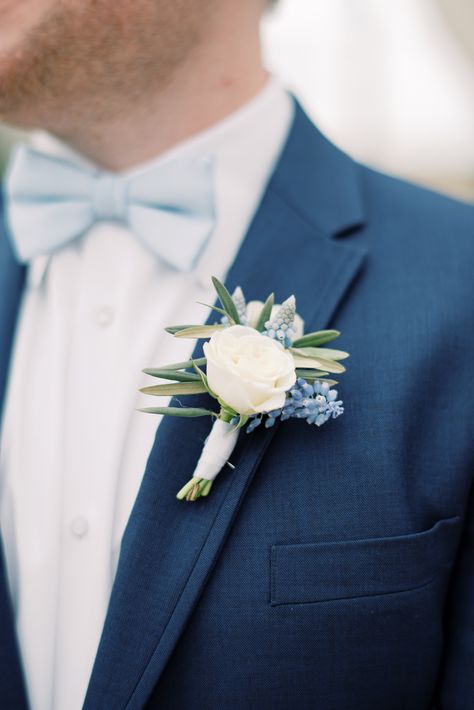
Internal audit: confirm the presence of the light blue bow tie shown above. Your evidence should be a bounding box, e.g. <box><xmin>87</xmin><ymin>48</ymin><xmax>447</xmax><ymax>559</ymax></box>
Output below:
<box><xmin>5</xmin><ymin>144</ymin><xmax>215</xmax><ymax>272</ymax></box>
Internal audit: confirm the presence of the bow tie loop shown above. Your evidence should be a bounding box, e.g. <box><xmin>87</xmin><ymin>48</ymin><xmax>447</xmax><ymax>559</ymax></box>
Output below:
<box><xmin>92</xmin><ymin>174</ymin><xmax>129</xmax><ymax>222</ymax></box>
<box><xmin>5</xmin><ymin>145</ymin><xmax>216</xmax><ymax>272</ymax></box>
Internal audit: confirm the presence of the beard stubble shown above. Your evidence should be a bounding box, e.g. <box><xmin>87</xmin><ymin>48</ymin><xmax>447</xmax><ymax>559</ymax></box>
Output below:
<box><xmin>0</xmin><ymin>0</ymin><xmax>209</xmax><ymax>131</ymax></box>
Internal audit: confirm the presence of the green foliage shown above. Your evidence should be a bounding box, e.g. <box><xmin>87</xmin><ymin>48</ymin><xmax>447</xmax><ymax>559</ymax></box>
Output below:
<box><xmin>196</xmin><ymin>302</ymin><xmax>229</xmax><ymax>319</ymax></box>
<box><xmin>173</xmin><ymin>325</ymin><xmax>225</xmax><ymax>339</ymax></box>
<box><xmin>144</xmin><ymin>357</ymin><xmax>206</xmax><ymax>373</ymax></box>
<box><xmin>212</xmin><ymin>276</ymin><xmax>241</xmax><ymax>325</ymax></box>
<box><xmin>295</xmin><ymin>368</ymin><xmax>329</xmax><ymax>379</ymax></box>
<box><xmin>255</xmin><ymin>292</ymin><xmax>275</xmax><ymax>332</ymax></box>
<box><xmin>139</xmin><ymin>406</ymin><xmax>216</xmax><ymax>417</ymax></box>
<box><xmin>294</xmin><ymin>346</ymin><xmax>349</xmax><ymax>361</ymax></box>
<box><xmin>140</xmin><ymin>381</ymin><xmax>208</xmax><ymax>397</ymax></box>
<box><xmin>141</xmin><ymin>369</ymin><xmax>200</xmax><ymax>382</ymax></box>
<box><xmin>176</xmin><ymin>476</ymin><xmax>214</xmax><ymax>501</ymax></box>
<box><xmin>291</xmin><ymin>349</ymin><xmax>346</xmax><ymax>373</ymax></box>
<box><xmin>295</xmin><ymin>369</ymin><xmax>338</xmax><ymax>387</ymax></box>
<box><xmin>165</xmin><ymin>325</ymin><xmax>196</xmax><ymax>335</ymax></box>
<box><xmin>235</xmin><ymin>414</ymin><xmax>249</xmax><ymax>430</ymax></box>
<box><xmin>292</xmin><ymin>330</ymin><xmax>340</xmax><ymax>348</ymax></box>
<box><xmin>192</xmin><ymin>360</ymin><xmax>215</xmax><ymax>397</ymax></box>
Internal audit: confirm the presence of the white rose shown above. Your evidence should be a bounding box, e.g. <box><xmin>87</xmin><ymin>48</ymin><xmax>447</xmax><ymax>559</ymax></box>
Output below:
<box><xmin>246</xmin><ymin>300</ymin><xmax>305</xmax><ymax>339</ymax></box>
<box><xmin>204</xmin><ymin>325</ymin><xmax>296</xmax><ymax>415</ymax></box>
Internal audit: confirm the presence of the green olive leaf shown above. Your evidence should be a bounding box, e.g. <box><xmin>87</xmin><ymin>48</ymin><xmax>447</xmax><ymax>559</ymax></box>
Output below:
<box><xmin>141</xmin><ymin>369</ymin><xmax>200</xmax><ymax>382</ymax></box>
<box><xmin>139</xmin><ymin>406</ymin><xmax>217</xmax><ymax>417</ymax></box>
<box><xmin>173</xmin><ymin>325</ymin><xmax>226</xmax><ymax>339</ymax></box>
<box><xmin>140</xmin><ymin>381</ymin><xmax>208</xmax><ymax>396</ymax></box>
<box><xmin>290</xmin><ymin>346</ymin><xmax>349</xmax><ymax>361</ymax></box>
<box><xmin>295</xmin><ymin>368</ymin><xmax>329</xmax><ymax>380</ymax></box>
<box><xmin>292</xmin><ymin>330</ymin><xmax>340</xmax><ymax>348</ymax></box>
<box><xmin>165</xmin><ymin>325</ymin><xmax>198</xmax><ymax>335</ymax></box>
<box><xmin>143</xmin><ymin>357</ymin><xmax>206</xmax><ymax>373</ymax></box>
<box><xmin>291</xmin><ymin>354</ymin><xmax>346</xmax><ymax>374</ymax></box>
<box><xmin>212</xmin><ymin>276</ymin><xmax>241</xmax><ymax>325</ymax></box>
<box><xmin>255</xmin><ymin>293</ymin><xmax>275</xmax><ymax>332</ymax></box>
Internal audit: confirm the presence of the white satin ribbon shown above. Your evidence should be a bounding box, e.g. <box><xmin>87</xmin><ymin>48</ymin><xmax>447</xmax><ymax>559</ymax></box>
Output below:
<box><xmin>192</xmin><ymin>419</ymin><xmax>240</xmax><ymax>481</ymax></box>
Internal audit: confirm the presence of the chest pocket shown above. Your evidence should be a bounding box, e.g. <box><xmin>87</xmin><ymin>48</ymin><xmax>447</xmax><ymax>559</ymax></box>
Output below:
<box><xmin>270</xmin><ymin>516</ymin><xmax>460</xmax><ymax>606</ymax></box>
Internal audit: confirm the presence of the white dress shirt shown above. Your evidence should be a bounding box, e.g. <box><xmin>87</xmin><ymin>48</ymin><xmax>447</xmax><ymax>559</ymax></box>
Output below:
<box><xmin>0</xmin><ymin>78</ymin><xmax>293</xmax><ymax>710</ymax></box>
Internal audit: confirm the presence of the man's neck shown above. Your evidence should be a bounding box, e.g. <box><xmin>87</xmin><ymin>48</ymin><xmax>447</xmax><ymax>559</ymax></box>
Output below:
<box><xmin>51</xmin><ymin>25</ymin><xmax>267</xmax><ymax>172</ymax></box>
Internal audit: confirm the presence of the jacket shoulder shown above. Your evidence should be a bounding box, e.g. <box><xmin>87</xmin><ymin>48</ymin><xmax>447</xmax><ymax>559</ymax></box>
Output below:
<box><xmin>358</xmin><ymin>163</ymin><xmax>474</xmax><ymax>248</ymax></box>
<box><xmin>351</xmin><ymin>163</ymin><xmax>474</xmax><ymax>347</ymax></box>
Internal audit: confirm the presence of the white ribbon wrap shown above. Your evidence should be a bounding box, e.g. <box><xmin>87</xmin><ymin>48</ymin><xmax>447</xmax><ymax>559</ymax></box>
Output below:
<box><xmin>192</xmin><ymin>419</ymin><xmax>240</xmax><ymax>481</ymax></box>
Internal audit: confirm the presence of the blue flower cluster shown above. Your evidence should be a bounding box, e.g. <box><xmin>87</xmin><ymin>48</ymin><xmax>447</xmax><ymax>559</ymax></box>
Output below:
<box><xmin>263</xmin><ymin>295</ymin><xmax>296</xmax><ymax>349</ymax></box>
<box><xmin>221</xmin><ymin>286</ymin><xmax>248</xmax><ymax>326</ymax></box>
<box><xmin>232</xmin><ymin>287</ymin><xmax>248</xmax><ymax>324</ymax></box>
<box><xmin>246</xmin><ymin>378</ymin><xmax>344</xmax><ymax>433</ymax></box>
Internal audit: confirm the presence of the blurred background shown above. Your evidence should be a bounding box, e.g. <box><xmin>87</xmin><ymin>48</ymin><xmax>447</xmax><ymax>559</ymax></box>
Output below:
<box><xmin>1</xmin><ymin>0</ymin><xmax>473</xmax><ymax>202</ymax></box>
<box><xmin>261</xmin><ymin>0</ymin><xmax>474</xmax><ymax>201</ymax></box>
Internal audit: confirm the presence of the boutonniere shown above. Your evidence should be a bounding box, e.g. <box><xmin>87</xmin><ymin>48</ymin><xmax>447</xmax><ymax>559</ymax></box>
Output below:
<box><xmin>140</xmin><ymin>278</ymin><xmax>348</xmax><ymax>501</ymax></box>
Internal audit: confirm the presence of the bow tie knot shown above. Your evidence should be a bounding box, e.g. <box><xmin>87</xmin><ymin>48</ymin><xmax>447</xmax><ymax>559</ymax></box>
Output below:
<box><xmin>92</xmin><ymin>174</ymin><xmax>129</xmax><ymax>222</ymax></box>
<box><xmin>5</xmin><ymin>145</ymin><xmax>216</xmax><ymax>272</ymax></box>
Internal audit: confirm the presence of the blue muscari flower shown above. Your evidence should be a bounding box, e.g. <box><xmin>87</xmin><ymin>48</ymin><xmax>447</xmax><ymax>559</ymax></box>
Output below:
<box><xmin>222</xmin><ymin>286</ymin><xmax>249</xmax><ymax>326</ymax></box>
<box><xmin>263</xmin><ymin>295</ymin><xmax>296</xmax><ymax>348</ymax></box>
<box><xmin>246</xmin><ymin>416</ymin><xmax>263</xmax><ymax>433</ymax></box>
<box><xmin>232</xmin><ymin>286</ymin><xmax>248</xmax><ymax>324</ymax></box>
<box><xmin>246</xmin><ymin>377</ymin><xmax>344</xmax><ymax>433</ymax></box>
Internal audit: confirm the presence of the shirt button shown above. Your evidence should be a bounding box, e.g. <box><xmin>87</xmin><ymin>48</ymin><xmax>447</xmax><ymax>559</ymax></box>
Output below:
<box><xmin>70</xmin><ymin>516</ymin><xmax>89</xmax><ymax>539</ymax></box>
<box><xmin>96</xmin><ymin>306</ymin><xmax>115</xmax><ymax>328</ymax></box>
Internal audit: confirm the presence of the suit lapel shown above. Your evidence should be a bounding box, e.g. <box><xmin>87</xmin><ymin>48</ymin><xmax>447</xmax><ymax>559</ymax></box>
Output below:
<box><xmin>0</xmin><ymin>203</ymin><xmax>26</xmax><ymax>426</ymax></box>
<box><xmin>0</xmin><ymin>203</ymin><xmax>29</xmax><ymax>707</ymax></box>
<box><xmin>84</xmin><ymin>102</ymin><xmax>368</xmax><ymax>709</ymax></box>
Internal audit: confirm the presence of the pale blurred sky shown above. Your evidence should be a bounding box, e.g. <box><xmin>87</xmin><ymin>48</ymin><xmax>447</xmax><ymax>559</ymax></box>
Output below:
<box><xmin>262</xmin><ymin>0</ymin><xmax>474</xmax><ymax>198</ymax></box>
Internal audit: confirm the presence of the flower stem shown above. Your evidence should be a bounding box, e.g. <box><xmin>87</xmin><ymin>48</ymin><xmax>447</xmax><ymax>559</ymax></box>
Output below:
<box><xmin>176</xmin><ymin>477</ymin><xmax>199</xmax><ymax>500</ymax></box>
<box><xmin>200</xmin><ymin>479</ymin><xmax>213</xmax><ymax>497</ymax></box>
<box><xmin>219</xmin><ymin>408</ymin><xmax>234</xmax><ymax>423</ymax></box>
<box><xmin>176</xmin><ymin>477</ymin><xmax>213</xmax><ymax>501</ymax></box>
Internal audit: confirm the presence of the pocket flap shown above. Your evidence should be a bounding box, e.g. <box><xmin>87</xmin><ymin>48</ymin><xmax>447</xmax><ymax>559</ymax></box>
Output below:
<box><xmin>271</xmin><ymin>516</ymin><xmax>460</xmax><ymax>606</ymax></box>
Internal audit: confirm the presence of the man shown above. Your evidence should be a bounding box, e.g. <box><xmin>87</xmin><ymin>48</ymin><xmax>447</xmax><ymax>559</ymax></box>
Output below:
<box><xmin>0</xmin><ymin>0</ymin><xmax>473</xmax><ymax>708</ymax></box>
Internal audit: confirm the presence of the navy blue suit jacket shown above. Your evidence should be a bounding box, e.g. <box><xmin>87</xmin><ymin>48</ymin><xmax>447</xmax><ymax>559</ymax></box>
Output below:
<box><xmin>1</xmin><ymin>102</ymin><xmax>474</xmax><ymax>709</ymax></box>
